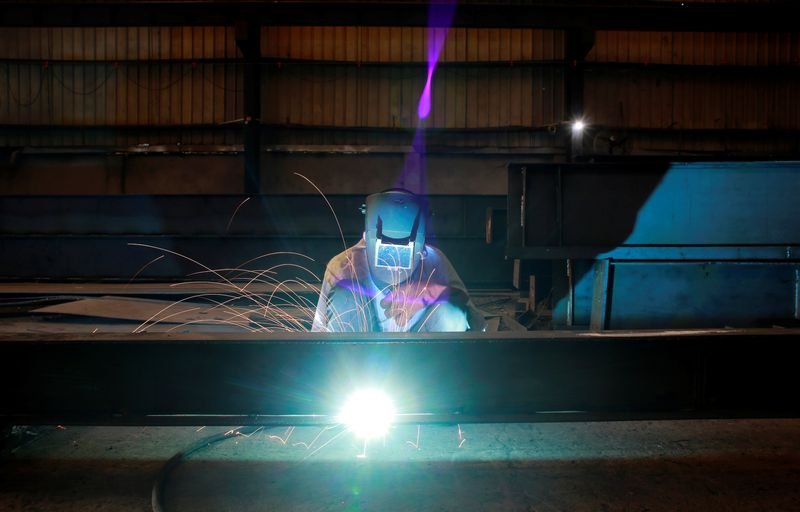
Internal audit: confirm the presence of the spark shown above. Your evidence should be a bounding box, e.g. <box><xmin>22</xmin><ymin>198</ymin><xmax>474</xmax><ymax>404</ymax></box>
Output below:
<box><xmin>128</xmin><ymin>243</ymin><xmax>241</xmax><ymax>290</ymax></box>
<box><xmin>376</xmin><ymin>254</ymin><xmax>442</xmax><ymax>331</ymax></box>
<box><xmin>133</xmin><ymin>305</ymin><xmax>202</xmax><ymax>333</ymax></box>
<box><xmin>184</xmin><ymin>253</ymin><xmax>319</xmax><ymax>286</ymax></box>
<box><xmin>131</xmin><ymin>293</ymin><xmax>261</xmax><ymax>333</ymax></box>
<box><xmin>237</xmin><ymin>426</ymin><xmax>263</xmax><ymax>438</ymax></box>
<box><xmin>406</xmin><ymin>424</ymin><xmax>421</xmax><ymax>450</ymax></box>
<box><xmin>294</xmin><ymin>172</ymin><xmax>347</xmax><ymax>251</ymax></box>
<box><xmin>229</xmin><ymin>251</ymin><xmax>317</xmax><ymax>275</ymax></box>
<box><xmin>226</xmin><ymin>196</ymin><xmax>251</xmax><ymax>233</ymax></box>
<box><xmin>129</xmin><ymin>260</ymin><xmax>321</xmax><ymax>333</ymax></box>
<box><xmin>125</xmin><ymin>174</ymin><xmax>433</xmax><ymax>335</ymax></box>
<box><xmin>126</xmin><ymin>254</ymin><xmax>165</xmax><ymax>287</ymax></box>
<box><xmin>268</xmin><ymin>426</ymin><xmax>296</xmax><ymax>445</ymax></box>
<box><xmin>126</xmin><ymin>164</ymin><xmax>442</xmax><ymax>336</ymax></box>
<box><xmin>357</xmin><ymin>438</ymin><xmax>368</xmax><ymax>459</ymax></box>
<box><xmin>414</xmin><ymin>303</ymin><xmax>441</xmax><ymax>333</ymax></box>
<box><xmin>458</xmin><ymin>423</ymin><xmax>467</xmax><ymax>448</ymax></box>
<box><xmin>295</xmin><ymin>171</ymin><xmax>371</xmax><ymax>325</ymax></box>
<box><xmin>164</xmin><ymin>320</ymin><xmax>256</xmax><ymax>334</ymax></box>
<box><xmin>303</xmin><ymin>426</ymin><xmax>348</xmax><ymax>460</ymax></box>
<box><xmin>292</xmin><ymin>425</ymin><xmax>339</xmax><ymax>450</ymax></box>
<box><xmin>173</xmin><ymin>272</ymin><xmax>320</xmax><ymax>316</ymax></box>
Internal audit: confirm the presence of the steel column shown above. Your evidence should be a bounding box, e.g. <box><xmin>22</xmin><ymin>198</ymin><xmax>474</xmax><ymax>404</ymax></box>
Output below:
<box><xmin>564</xmin><ymin>30</ymin><xmax>594</xmax><ymax>161</ymax></box>
<box><xmin>236</xmin><ymin>22</ymin><xmax>262</xmax><ymax>195</ymax></box>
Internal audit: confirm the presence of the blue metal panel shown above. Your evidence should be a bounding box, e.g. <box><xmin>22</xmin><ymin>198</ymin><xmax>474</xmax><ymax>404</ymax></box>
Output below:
<box><xmin>557</xmin><ymin>260</ymin><xmax>800</xmax><ymax>330</ymax></box>
<box><xmin>510</xmin><ymin>161</ymin><xmax>800</xmax><ymax>329</ymax></box>
<box><xmin>607</xmin><ymin>262</ymin><xmax>800</xmax><ymax>330</ymax></box>
<box><xmin>622</xmin><ymin>162</ymin><xmax>800</xmax><ymax>246</ymax></box>
<box><xmin>509</xmin><ymin>161</ymin><xmax>800</xmax><ymax>260</ymax></box>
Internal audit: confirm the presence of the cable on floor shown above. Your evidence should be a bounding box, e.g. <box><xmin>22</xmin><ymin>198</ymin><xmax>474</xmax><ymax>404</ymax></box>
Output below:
<box><xmin>151</xmin><ymin>426</ymin><xmax>261</xmax><ymax>512</ymax></box>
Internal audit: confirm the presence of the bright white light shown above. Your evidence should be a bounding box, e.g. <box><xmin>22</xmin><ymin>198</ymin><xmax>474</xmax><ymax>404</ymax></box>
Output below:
<box><xmin>572</xmin><ymin>120</ymin><xmax>586</xmax><ymax>132</ymax></box>
<box><xmin>338</xmin><ymin>389</ymin><xmax>396</xmax><ymax>439</ymax></box>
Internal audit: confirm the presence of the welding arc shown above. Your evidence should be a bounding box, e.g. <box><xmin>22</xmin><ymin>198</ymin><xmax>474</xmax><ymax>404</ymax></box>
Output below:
<box><xmin>151</xmin><ymin>426</ymin><xmax>261</xmax><ymax>512</ymax></box>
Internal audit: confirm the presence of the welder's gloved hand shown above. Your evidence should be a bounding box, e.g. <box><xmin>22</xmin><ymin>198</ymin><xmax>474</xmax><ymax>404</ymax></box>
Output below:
<box><xmin>380</xmin><ymin>282</ymin><xmax>449</xmax><ymax>328</ymax></box>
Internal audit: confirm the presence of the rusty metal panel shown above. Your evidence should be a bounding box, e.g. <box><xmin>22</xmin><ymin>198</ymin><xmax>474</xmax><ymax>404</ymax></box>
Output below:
<box><xmin>588</xmin><ymin>30</ymin><xmax>800</xmax><ymax>65</ymax></box>
<box><xmin>1</xmin><ymin>62</ymin><xmax>241</xmax><ymax>127</ymax></box>
<box><xmin>2</xmin><ymin>25</ymin><xmax>565</xmax><ymax>149</ymax></box>
<box><xmin>585</xmin><ymin>67</ymin><xmax>800</xmax><ymax>130</ymax></box>
<box><xmin>261</xmin><ymin>27</ymin><xmax>563</xmax><ymax>62</ymax></box>
<box><xmin>0</xmin><ymin>26</ymin><xmax>233</xmax><ymax>61</ymax></box>
<box><xmin>262</xmin><ymin>63</ymin><xmax>562</xmax><ymax>133</ymax></box>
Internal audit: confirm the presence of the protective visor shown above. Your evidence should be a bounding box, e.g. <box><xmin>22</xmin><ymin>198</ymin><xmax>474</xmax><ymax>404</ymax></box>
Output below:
<box><xmin>374</xmin><ymin>239</ymin><xmax>415</xmax><ymax>270</ymax></box>
<box><xmin>373</xmin><ymin>207</ymin><xmax>421</xmax><ymax>270</ymax></box>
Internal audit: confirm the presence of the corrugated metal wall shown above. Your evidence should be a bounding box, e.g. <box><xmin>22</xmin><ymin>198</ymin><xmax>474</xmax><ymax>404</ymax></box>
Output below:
<box><xmin>263</xmin><ymin>66</ymin><xmax>566</xmax><ymax>129</ymax></box>
<box><xmin>0</xmin><ymin>27</ymin><xmax>242</xmax><ymax>146</ymax></box>
<box><xmin>585</xmin><ymin>67</ymin><xmax>799</xmax><ymax>129</ymax></box>
<box><xmin>261</xmin><ymin>26</ymin><xmax>564</xmax><ymax>62</ymax></box>
<box><xmin>262</xmin><ymin>27</ymin><xmax>563</xmax><ymax>129</ymax></box>
<box><xmin>0</xmin><ymin>26</ymin><xmax>564</xmax><ymax>149</ymax></box>
<box><xmin>0</xmin><ymin>25</ymin><xmax>798</xmax><ymax>154</ymax></box>
<box><xmin>590</xmin><ymin>31</ymin><xmax>800</xmax><ymax>65</ymax></box>
<box><xmin>584</xmin><ymin>30</ymin><xmax>800</xmax><ymax>154</ymax></box>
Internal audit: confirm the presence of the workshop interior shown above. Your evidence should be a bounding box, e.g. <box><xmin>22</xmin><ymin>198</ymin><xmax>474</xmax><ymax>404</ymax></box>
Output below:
<box><xmin>1</xmin><ymin>1</ymin><xmax>800</xmax><ymax>511</ymax></box>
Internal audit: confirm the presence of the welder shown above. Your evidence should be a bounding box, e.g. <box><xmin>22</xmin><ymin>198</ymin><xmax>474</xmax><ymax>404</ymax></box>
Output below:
<box><xmin>312</xmin><ymin>189</ymin><xmax>483</xmax><ymax>332</ymax></box>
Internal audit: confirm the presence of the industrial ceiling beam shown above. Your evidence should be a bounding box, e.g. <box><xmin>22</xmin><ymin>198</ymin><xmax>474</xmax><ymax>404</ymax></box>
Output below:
<box><xmin>0</xmin><ymin>1</ymin><xmax>797</xmax><ymax>31</ymax></box>
<box><xmin>1</xmin><ymin>329</ymin><xmax>798</xmax><ymax>426</ymax></box>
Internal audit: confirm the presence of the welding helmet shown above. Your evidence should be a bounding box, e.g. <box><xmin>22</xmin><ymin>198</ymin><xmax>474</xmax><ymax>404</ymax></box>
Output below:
<box><xmin>364</xmin><ymin>189</ymin><xmax>427</xmax><ymax>286</ymax></box>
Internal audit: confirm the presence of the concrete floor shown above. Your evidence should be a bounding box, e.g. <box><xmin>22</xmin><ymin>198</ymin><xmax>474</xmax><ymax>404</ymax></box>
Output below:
<box><xmin>2</xmin><ymin>419</ymin><xmax>800</xmax><ymax>511</ymax></box>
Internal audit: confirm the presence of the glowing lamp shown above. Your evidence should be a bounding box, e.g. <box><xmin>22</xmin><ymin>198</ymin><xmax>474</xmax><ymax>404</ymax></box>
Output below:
<box><xmin>338</xmin><ymin>389</ymin><xmax>396</xmax><ymax>439</ymax></box>
<box><xmin>571</xmin><ymin>120</ymin><xmax>586</xmax><ymax>133</ymax></box>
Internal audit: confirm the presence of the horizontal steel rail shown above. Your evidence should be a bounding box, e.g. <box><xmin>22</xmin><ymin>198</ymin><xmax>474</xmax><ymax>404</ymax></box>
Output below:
<box><xmin>1</xmin><ymin>1</ymin><xmax>797</xmax><ymax>31</ymax></box>
<box><xmin>1</xmin><ymin>329</ymin><xmax>799</xmax><ymax>426</ymax></box>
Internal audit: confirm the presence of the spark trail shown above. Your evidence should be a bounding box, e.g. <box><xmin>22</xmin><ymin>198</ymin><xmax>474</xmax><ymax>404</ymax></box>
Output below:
<box><xmin>226</xmin><ymin>196</ymin><xmax>251</xmax><ymax>233</ymax></box>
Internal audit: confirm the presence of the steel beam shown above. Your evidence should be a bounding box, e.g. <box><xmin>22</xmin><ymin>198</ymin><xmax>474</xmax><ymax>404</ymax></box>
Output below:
<box><xmin>1</xmin><ymin>1</ymin><xmax>797</xmax><ymax>31</ymax></box>
<box><xmin>1</xmin><ymin>329</ymin><xmax>799</xmax><ymax>426</ymax></box>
